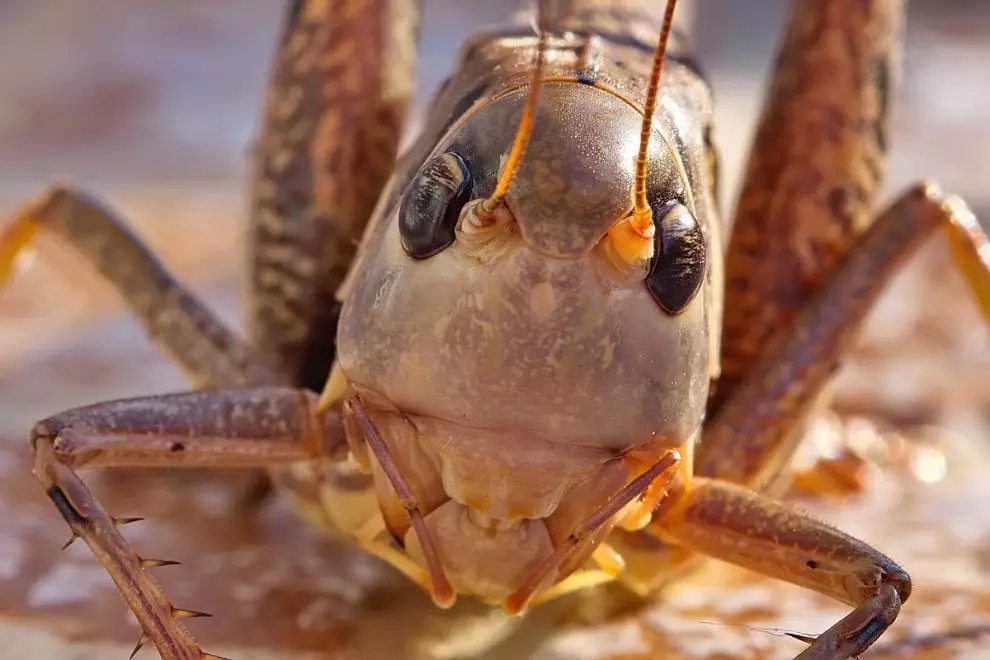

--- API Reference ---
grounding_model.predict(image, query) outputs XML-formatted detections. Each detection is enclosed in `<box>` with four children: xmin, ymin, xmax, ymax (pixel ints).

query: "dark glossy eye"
<box><xmin>399</xmin><ymin>152</ymin><xmax>473</xmax><ymax>259</ymax></box>
<box><xmin>646</xmin><ymin>203</ymin><xmax>707</xmax><ymax>315</ymax></box>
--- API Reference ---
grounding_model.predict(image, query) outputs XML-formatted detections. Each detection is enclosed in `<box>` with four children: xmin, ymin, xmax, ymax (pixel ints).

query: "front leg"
<box><xmin>650</xmin><ymin>478</ymin><xmax>910</xmax><ymax>660</ymax></box>
<box><xmin>30</xmin><ymin>387</ymin><xmax>346</xmax><ymax>659</ymax></box>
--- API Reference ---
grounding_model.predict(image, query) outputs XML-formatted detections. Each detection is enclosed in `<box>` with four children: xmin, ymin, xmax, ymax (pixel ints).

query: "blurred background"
<box><xmin>0</xmin><ymin>2</ymin><xmax>988</xmax><ymax>659</ymax></box>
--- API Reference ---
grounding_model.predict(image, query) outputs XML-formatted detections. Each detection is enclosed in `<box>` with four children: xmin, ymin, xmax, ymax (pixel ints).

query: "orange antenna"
<box><xmin>480</xmin><ymin>2</ymin><xmax>551</xmax><ymax>213</ymax></box>
<box><xmin>631</xmin><ymin>0</ymin><xmax>679</xmax><ymax>234</ymax></box>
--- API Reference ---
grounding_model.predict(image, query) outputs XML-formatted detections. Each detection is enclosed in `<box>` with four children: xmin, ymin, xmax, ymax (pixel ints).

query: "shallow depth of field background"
<box><xmin>0</xmin><ymin>2</ymin><xmax>988</xmax><ymax>659</ymax></box>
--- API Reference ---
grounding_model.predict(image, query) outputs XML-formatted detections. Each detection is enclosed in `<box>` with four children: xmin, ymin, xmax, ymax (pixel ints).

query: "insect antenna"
<box><xmin>480</xmin><ymin>2</ymin><xmax>552</xmax><ymax>213</ymax></box>
<box><xmin>630</xmin><ymin>0</ymin><xmax>680</xmax><ymax>235</ymax></box>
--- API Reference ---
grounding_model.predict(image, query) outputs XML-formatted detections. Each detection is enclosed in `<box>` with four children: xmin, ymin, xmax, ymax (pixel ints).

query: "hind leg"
<box><xmin>247</xmin><ymin>0</ymin><xmax>421</xmax><ymax>392</ymax></box>
<box><xmin>245</xmin><ymin>0</ymin><xmax>422</xmax><ymax>511</ymax></box>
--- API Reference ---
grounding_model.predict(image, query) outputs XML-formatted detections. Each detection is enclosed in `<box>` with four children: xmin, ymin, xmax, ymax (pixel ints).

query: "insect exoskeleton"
<box><xmin>326</xmin><ymin>6</ymin><xmax>715</xmax><ymax>612</ymax></box>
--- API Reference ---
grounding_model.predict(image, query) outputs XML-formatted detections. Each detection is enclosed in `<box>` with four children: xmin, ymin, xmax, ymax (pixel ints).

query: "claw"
<box><xmin>173</xmin><ymin>607</ymin><xmax>213</xmax><ymax>619</ymax></box>
<box><xmin>786</xmin><ymin>629</ymin><xmax>862</xmax><ymax>659</ymax></box>
<box><xmin>129</xmin><ymin>633</ymin><xmax>149</xmax><ymax>659</ymax></box>
<box><xmin>60</xmin><ymin>531</ymin><xmax>79</xmax><ymax>550</ymax></box>
<box><xmin>64</xmin><ymin>518</ymin><xmax>146</xmax><ymax>554</ymax></box>
<box><xmin>122</xmin><ymin>607</ymin><xmax>209</xmax><ymax>658</ymax></box>
<box><xmin>139</xmin><ymin>557</ymin><xmax>181</xmax><ymax>569</ymax></box>
<box><xmin>68</xmin><ymin>516</ymin><xmax>141</xmax><ymax>551</ymax></box>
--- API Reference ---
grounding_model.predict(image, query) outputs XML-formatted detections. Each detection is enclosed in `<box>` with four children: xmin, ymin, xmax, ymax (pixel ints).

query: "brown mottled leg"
<box><xmin>698</xmin><ymin>183</ymin><xmax>990</xmax><ymax>488</ymax></box>
<box><xmin>650</xmin><ymin>478</ymin><xmax>910</xmax><ymax>660</ymax></box>
<box><xmin>30</xmin><ymin>387</ymin><xmax>346</xmax><ymax>659</ymax></box>
<box><xmin>713</xmin><ymin>0</ymin><xmax>903</xmax><ymax>414</ymax></box>
<box><xmin>248</xmin><ymin>0</ymin><xmax>420</xmax><ymax>391</ymax></box>
<box><xmin>0</xmin><ymin>185</ymin><xmax>281</xmax><ymax>389</ymax></box>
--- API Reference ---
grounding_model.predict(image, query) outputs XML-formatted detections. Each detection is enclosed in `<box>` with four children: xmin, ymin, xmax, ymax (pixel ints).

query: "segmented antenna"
<box><xmin>631</xmin><ymin>0</ymin><xmax>679</xmax><ymax>234</ymax></box>
<box><xmin>480</xmin><ymin>2</ymin><xmax>552</xmax><ymax>213</ymax></box>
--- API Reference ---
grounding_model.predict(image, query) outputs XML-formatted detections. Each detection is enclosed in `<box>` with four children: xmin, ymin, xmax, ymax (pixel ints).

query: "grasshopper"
<box><xmin>1</xmin><ymin>1</ymin><xmax>988</xmax><ymax>658</ymax></box>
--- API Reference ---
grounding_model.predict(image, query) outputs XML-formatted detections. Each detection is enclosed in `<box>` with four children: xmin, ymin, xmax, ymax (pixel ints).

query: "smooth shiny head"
<box><xmin>341</xmin><ymin>79</ymin><xmax>712</xmax><ymax>445</ymax></box>
<box><xmin>335</xmin><ymin>75</ymin><xmax>715</xmax><ymax>604</ymax></box>
<box><xmin>502</xmin><ymin>83</ymin><xmax>643</xmax><ymax>258</ymax></box>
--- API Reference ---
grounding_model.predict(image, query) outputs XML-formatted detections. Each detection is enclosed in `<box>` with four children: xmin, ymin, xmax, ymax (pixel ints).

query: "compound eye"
<box><xmin>646</xmin><ymin>203</ymin><xmax>706</xmax><ymax>315</ymax></box>
<box><xmin>399</xmin><ymin>152</ymin><xmax>473</xmax><ymax>259</ymax></box>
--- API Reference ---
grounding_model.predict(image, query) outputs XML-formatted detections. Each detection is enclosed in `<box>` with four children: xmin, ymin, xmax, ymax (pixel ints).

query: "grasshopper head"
<box><xmin>333</xmin><ymin>73</ymin><xmax>718</xmax><ymax>604</ymax></box>
<box><xmin>333</xmin><ymin>3</ymin><xmax>722</xmax><ymax>608</ymax></box>
<box><xmin>337</xmin><ymin>75</ymin><xmax>716</xmax><ymax>454</ymax></box>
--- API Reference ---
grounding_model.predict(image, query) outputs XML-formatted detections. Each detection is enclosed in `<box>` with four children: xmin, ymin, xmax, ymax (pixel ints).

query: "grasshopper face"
<box><xmin>332</xmin><ymin>77</ymin><xmax>718</xmax><ymax>602</ymax></box>
<box><xmin>338</xmin><ymin>79</ymin><xmax>713</xmax><ymax>454</ymax></box>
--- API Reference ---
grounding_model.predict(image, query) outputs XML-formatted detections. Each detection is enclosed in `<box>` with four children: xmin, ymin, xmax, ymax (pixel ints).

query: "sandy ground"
<box><xmin>0</xmin><ymin>2</ymin><xmax>989</xmax><ymax>659</ymax></box>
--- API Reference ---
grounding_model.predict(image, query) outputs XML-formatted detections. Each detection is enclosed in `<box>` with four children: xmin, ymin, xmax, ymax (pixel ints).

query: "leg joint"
<box><xmin>29</xmin><ymin>421</ymin><xmax>56</xmax><ymax>454</ymax></box>
<box><xmin>881</xmin><ymin>565</ymin><xmax>912</xmax><ymax>604</ymax></box>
